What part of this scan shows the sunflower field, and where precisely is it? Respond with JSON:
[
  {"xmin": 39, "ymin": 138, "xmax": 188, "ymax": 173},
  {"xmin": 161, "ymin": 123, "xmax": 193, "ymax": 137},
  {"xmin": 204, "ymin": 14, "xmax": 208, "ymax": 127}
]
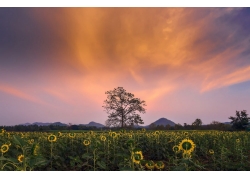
[{"xmin": 1, "ymin": 128, "xmax": 250, "ymax": 171}]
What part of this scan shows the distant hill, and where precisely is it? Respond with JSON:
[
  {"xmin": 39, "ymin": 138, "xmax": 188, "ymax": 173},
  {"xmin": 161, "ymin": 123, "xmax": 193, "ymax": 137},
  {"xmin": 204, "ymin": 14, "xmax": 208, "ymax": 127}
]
[
  {"xmin": 36, "ymin": 122, "xmax": 51, "ymax": 126},
  {"xmin": 51, "ymin": 122, "xmax": 68, "ymax": 126},
  {"xmin": 20, "ymin": 122, "xmax": 67, "ymax": 126},
  {"xmin": 148, "ymin": 117, "xmax": 176, "ymax": 127},
  {"xmin": 19, "ymin": 121, "xmax": 105, "ymax": 128},
  {"xmin": 19, "ymin": 118, "xmax": 177, "ymax": 128},
  {"xmin": 22, "ymin": 123, "xmax": 31, "ymax": 126},
  {"xmin": 80, "ymin": 121, "xmax": 105, "ymax": 128}
]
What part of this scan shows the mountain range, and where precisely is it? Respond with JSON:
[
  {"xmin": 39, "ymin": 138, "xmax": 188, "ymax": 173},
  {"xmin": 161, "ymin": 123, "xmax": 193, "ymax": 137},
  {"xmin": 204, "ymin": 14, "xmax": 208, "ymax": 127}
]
[
  {"xmin": 19, "ymin": 118, "xmax": 175, "ymax": 128},
  {"xmin": 19, "ymin": 121, "xmax": 105, "ymax": 128},
  {"xmin": 19, "ymin": 118, "xmax": 231, "ymax": 128}
]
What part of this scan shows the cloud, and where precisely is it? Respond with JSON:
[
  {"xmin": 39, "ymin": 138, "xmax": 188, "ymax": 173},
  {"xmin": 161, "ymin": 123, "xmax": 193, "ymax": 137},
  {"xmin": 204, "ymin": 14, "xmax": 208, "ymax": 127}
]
[
  {"xmin": 0, "ymin": 8, "xmax": 250, "ymax": 125},
  {"xmin": 201, "ymin": 65, "xmax": 250, "ymax": 92},
  {"xmin": 2, "ymin": 8, "xmax": 249, "ymax": 92},
  {"xmin": 0, "ymin": 83, "xmax": 46, "ymax": 105}
]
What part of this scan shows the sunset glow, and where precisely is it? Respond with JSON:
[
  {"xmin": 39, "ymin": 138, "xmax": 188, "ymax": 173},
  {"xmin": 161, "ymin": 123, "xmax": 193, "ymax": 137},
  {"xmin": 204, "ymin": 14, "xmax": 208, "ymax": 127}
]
[{"xmin": 0, "ymin": 7, "xmax": 250, "ymax": 126}]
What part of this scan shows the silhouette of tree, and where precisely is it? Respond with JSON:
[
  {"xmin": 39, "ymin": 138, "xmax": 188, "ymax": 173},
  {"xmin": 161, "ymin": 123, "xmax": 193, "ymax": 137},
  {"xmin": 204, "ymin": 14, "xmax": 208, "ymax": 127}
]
[
  {"xmin": 192, "ymin": 118, "xmax": 203, "ymax": 127},
  {"xmin": 165, "ymin": 124, "xmax": 171, "ymax": 130},
  {"xmin": 103, "ymin": 87, "xmax": 146, "ymax": 128},
  {"xmin": 149, "ymin": 123, "xmax": 156, "ymax": 130},
  {"xmin": 229, "ymin": 110, "xmax": 250, "ymax": 130},
  {"xmin": 174, "ymin": 123, "xmax": 183, "ymax": 130}
]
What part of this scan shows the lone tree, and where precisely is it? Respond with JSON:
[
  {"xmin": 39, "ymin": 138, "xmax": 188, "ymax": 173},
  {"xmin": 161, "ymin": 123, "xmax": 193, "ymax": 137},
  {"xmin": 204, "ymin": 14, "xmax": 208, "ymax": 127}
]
[
  {"xmin": 102, "ymin": 87, "xmax": 146, "ymax": 128},
  {"xmin": 192, "ymin": 118, "xmax": 203, "ymax": 127},
  {"xmin": 229, "ymin": 110, "xmax": 250, "ymax": 130}
]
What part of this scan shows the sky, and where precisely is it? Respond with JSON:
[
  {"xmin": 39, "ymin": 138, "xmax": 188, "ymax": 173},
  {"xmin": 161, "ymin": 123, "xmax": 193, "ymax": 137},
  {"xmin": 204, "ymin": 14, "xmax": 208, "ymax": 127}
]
[{"xmin": 0, "ymin": 7, "xmax": 250, "ymax": 126}]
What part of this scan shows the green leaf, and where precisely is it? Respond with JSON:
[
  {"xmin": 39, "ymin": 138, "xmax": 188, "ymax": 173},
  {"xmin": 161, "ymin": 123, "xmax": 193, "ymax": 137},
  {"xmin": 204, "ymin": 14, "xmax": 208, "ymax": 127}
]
[
  {"xmin": 13, "ymin": 135, "xmax": 26, "ymax": 147},
  {"xmin": 34, "ymin": 158, "xmax": 48, "ymax": 166},
  {"xmin": 0, "ymin": 156, "xmax": 18, "ymax": 163},
  {"xmin": 0, "ymin": 156, "xmax": 11, "ymax": 161},
  {"xmin": 82, "ymin": 154, "xmax": 92, "ymax": 159},
  {"xmin": 96, "ymin": 161, "xmax": 106, "ymax": 169}
]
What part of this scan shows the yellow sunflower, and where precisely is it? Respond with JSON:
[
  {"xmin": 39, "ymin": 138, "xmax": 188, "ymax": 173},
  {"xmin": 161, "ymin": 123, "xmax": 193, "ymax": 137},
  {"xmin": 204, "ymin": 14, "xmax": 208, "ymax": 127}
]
[
  {"xmin": 110, "ymin": 132, "xmax": 117, "ymax": 138},
  {"xmin": 154, "ymin": 131, "xmax": 160, "ymax": 136},
  {"xmin": 18, "ymin": 155, "xmax": 24, "ymax": 163},
  {"xmin": 145, "ymin": 160, "xmax": 155, "ymax": 170},
  {"xmin": 179, "ymin": 139, "xmax": 195, "ymax": 153},
  {"xmin": 208, "ymin": 149, "xmax": 214, "ymax": 155},
  {"xmin": 155, "ymin": 161, "xmax": 165, "ymax": 170},
  {"xmin": 1, "ymin": 144, "xmax": 9, "ymax": 153},
  {"xmin": 132, "ymin": 151, "xmax": 143, "ymax": 164},
  {"xmin": 58, "ymin": 132, "xmax": 62, "ymax": 137},
  {"xmin": 69, "ymin": 133, "xmax": 75, "ymax": 138},
  {"xmin": 236, "ymin": 139, "xmax": 240, "ymax": 143},
  {"xmin": 48, "ymin": 135, "xmax": 57, "ymax": 142},
  {"xmin": 28, "ymin": 139, "xmax": 34, "ymax": 144},
  {"xmin": 32, "ymin": 144, "xmax": 40, "ymax": 156},
  {"xmin": 1, "ymin": 129, "xmax": 5, "ymax": 134},
  {"xmin": 172, "ymin": 145, "xmax": 180, "ymax": 153},
  {"xmin": 108, "ymin": 131, "xmax": 112, "ymax": 136},
  {"xmin": 100, "ymin": 135, "xmax": 106, "ymax": 141},
  {"xmin": 83, "ymin": 139, "xmax": 91, "ymax": 146}
]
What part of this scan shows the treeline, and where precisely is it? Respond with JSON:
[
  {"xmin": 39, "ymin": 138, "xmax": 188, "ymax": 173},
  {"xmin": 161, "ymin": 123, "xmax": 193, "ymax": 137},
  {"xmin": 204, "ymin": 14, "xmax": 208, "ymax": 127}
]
[
  {"xmin": 1, "ymin": 110, "xmax": 249, "ymax": 132},
  {"xmin": 0, "ymin": 123, "xmax": 231, "ymax": 132},
  {"xmin": 0, "ymin": 124, "xmax": 109, "ymax": 132},
  {"xmin": 146, "ymin": 122, "xmax": 231, "ymax": 131}
]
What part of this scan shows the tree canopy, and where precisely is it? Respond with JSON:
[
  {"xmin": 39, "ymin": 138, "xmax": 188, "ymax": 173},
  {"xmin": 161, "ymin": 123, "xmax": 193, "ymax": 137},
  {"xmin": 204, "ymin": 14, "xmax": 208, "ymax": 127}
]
[
  {"xmin": 192, "ymin": 118, "xmax": 203, "ymax": 127},
  {"xmin": 229, "ymin": 110, "xmax": 250, "ymax": 130},
  {"xmin": 102, "ymin": 87, "xmax": 146, "ymax": 128}
]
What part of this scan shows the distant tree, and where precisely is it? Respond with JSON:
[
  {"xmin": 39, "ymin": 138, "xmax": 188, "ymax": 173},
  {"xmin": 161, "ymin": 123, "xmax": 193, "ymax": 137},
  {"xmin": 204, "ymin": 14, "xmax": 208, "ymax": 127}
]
[
  {"xmin": 210, "ymin": 121, "xmax": 220, "ymax": 125},
  {"xmin": 174, "ymin": 123, "xmax": 183, "ymax": 130},
  {"xmin": 149, "ymin": 123, "xmax": 156, "ymax": 130},
  {"xmin": 67, "ymin": 123, "xmax": 72, "ymax": 132},
  {"xmin": 229, "ymin": 110, "xmax": 250, "ymax": 130},
  {"xmin": 157, "ymin": 125, "xmax": 165, "ymax": 130},
  {"xmin": 165, "ymin": 124, "xmax": 171, "ymax": 130},
  {"xmin": 208, "ymin": 121, "xmax": 227, "ymax": 130},
  {"xmin": 71, "ymin": 125, "xmax": 79, "ymax": 130},
  {"xmin": 183, "ymin": 123, "xmax": 190, "ymax": 130},
  {"xmin": 102, "ymin": 87, "xmax": 146, "ymax": 128},
  {"xmin": 192, "ymin": 118, "xmax": 203, "ymax": 127}
]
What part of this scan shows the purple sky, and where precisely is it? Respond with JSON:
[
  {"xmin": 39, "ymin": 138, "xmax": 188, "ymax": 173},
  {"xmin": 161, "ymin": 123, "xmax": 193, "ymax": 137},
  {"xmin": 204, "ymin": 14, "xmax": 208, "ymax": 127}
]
[{"xmin": 0, "ymin": 8, "xmax": 250, "ymax": 126}]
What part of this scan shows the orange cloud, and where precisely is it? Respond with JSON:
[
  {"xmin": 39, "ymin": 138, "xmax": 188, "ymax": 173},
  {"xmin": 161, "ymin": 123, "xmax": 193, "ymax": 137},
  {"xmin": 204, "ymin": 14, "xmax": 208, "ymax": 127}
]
[
  {"xmin": 32, "ymin": 8, "xmax": 250, "ymax": 98},
  {"xmin": 0, "ymin": 84, "xmax": 46, "ymax": 105},
  {"xmin": 201, "ymin": 65, "xmax": 250, "ymax": 92}
]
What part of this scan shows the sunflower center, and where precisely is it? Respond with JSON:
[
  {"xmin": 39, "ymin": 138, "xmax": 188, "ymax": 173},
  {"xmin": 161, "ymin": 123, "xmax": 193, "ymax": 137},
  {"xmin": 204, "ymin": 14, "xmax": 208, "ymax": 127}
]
[
  {"xmin": 134, "ymin": 154, "xmax": 141, "ymax": 160},
  {"xmin": 181, "ymin": 142, "xmax": 192, "ymax": 150}
]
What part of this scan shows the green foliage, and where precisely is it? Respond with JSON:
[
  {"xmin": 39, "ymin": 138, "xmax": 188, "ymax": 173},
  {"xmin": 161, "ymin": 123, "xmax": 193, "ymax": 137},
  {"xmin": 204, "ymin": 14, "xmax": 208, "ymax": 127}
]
[
  {"xmin": 1, "ymin": 130, "xmax": 250, "ymax": 171},
  {"xmin": 229, "ymin": 110, "xmax": 250, "ymax": 130}
]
